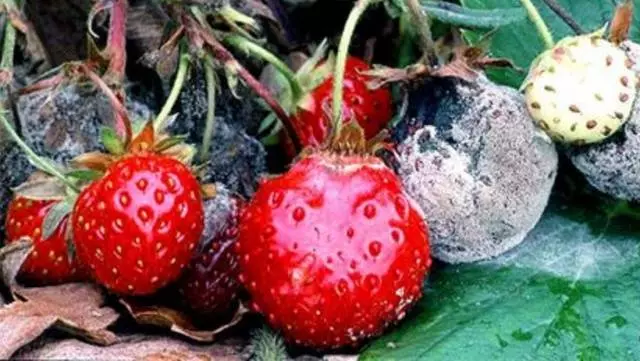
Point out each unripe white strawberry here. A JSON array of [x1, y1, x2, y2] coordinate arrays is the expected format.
[[522, 30, 639, 145]]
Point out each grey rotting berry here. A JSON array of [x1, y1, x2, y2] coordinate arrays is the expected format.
[[394, 75, 558, 264], [568, 41, 640, 201], [175, 68, 267, 197], [16, 84, 153, 164]]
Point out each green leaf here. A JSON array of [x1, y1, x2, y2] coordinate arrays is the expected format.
[[459, 0, 630, 87], [362, 199, 640, 360], [100, 127, 125, 155], [42, 200, 72, 240], [421, 1, 526, 29]]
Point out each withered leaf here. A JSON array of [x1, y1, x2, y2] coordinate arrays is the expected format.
[[13, 336, 249, 361], [119, 298, 248, 343], [0, 283, 120, 359], [11, 177, 67, 201], [0, 239, 32, 298]]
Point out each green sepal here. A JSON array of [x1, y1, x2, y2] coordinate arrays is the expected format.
[[42, 199, 72, 240], [101, 127, 126, 155], [154, 135, 189, 153], [65, 169, 103, 182]]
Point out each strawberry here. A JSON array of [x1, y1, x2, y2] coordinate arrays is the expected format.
[[522, 30, 637, 145], [236, 134, 431, 348], [5, 197, 84, 285], [177, 196, 242, 318], [72, 152, 205, 296], [291, 56, 393, 147]]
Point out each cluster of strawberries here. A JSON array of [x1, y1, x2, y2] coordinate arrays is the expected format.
[[4, 53, 432, 350]]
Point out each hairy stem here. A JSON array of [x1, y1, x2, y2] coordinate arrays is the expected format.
[[200, 54, 216, 161], [0, 110, 79, 192], [155, 51, 190, 131], [223, 34, 303, 99], [541, 0, 584, 34], [519, 0, 554, 49], [104, 0, 129, 84], [405, 0, 437, 66], [332, 0, 377, 128]]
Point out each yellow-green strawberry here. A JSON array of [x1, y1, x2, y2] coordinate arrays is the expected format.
[[522, 30, 639, 145]]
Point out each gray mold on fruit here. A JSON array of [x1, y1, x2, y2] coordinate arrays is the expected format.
[[177, 68, 267, 197], [0, 143, 33, 240], [395, 75, 558, 264], [16, 85, 153, 164], [568, 41, 640, 201], [199, 183, 238, 253]]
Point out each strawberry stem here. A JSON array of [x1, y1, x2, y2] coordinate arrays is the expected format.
[[404, 0, 437, 66], [200, 54, 216, 161], [155, 49, 190, 131], [0, 0, 18, 71], [332, 0, 378, 130], [223, 34, 303, 100], [104, 0, 128, 84], [540, 0, 584, 35], [82, 65, 132, 146], [0, 111, 80, 193], [519, 0, 554, 49], [186, 9, 301, 154]]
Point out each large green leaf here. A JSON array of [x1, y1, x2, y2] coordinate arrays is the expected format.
[[362, 199, 640, 360], [460, 0, 640, 87]]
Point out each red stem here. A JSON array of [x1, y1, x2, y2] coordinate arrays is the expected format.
[[182, 15, 301, 155], [104, 0, 128, 84], [83, 65, 132, 145], [18, 74, 65, 95]]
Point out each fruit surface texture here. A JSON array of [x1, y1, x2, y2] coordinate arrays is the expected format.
[[292, 56, 392, 147], [72, 153, 204, 295], [236, 152, 430, 348], [523, 33, 638, 144], [178, 195, 242, 317], [5, 197, 82, 285]]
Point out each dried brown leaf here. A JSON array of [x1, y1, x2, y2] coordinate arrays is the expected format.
[[0, 283, 119, 358], [119, 298, 248, 343], [0, 239, 32, 297], [13, 336, 249, 361], [11, 177, 67, 201], [610, 0, 633, 45]]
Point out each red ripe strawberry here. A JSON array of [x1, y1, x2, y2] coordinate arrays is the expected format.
[[5, 197, 84, 285], [292, 56, 393, 147], [72, 153, 205, 296], [177, 199, 242, 318], [236, 151, 431, 349]]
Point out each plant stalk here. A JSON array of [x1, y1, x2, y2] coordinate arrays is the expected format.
[[519, 0, 554, 49], [155, 51, 190, 131], [0, 111, 80, 192], [82, 65, 132, 145], [332, 0, 377, 128], [405, 0, 437, 66], [223, 34, 303, 99], [104, 0, 128, 83], [185, 11, 301, 154], [0, 1, 17, 71], [541, 0, 584, 34], [200, 54, 216, 161]]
